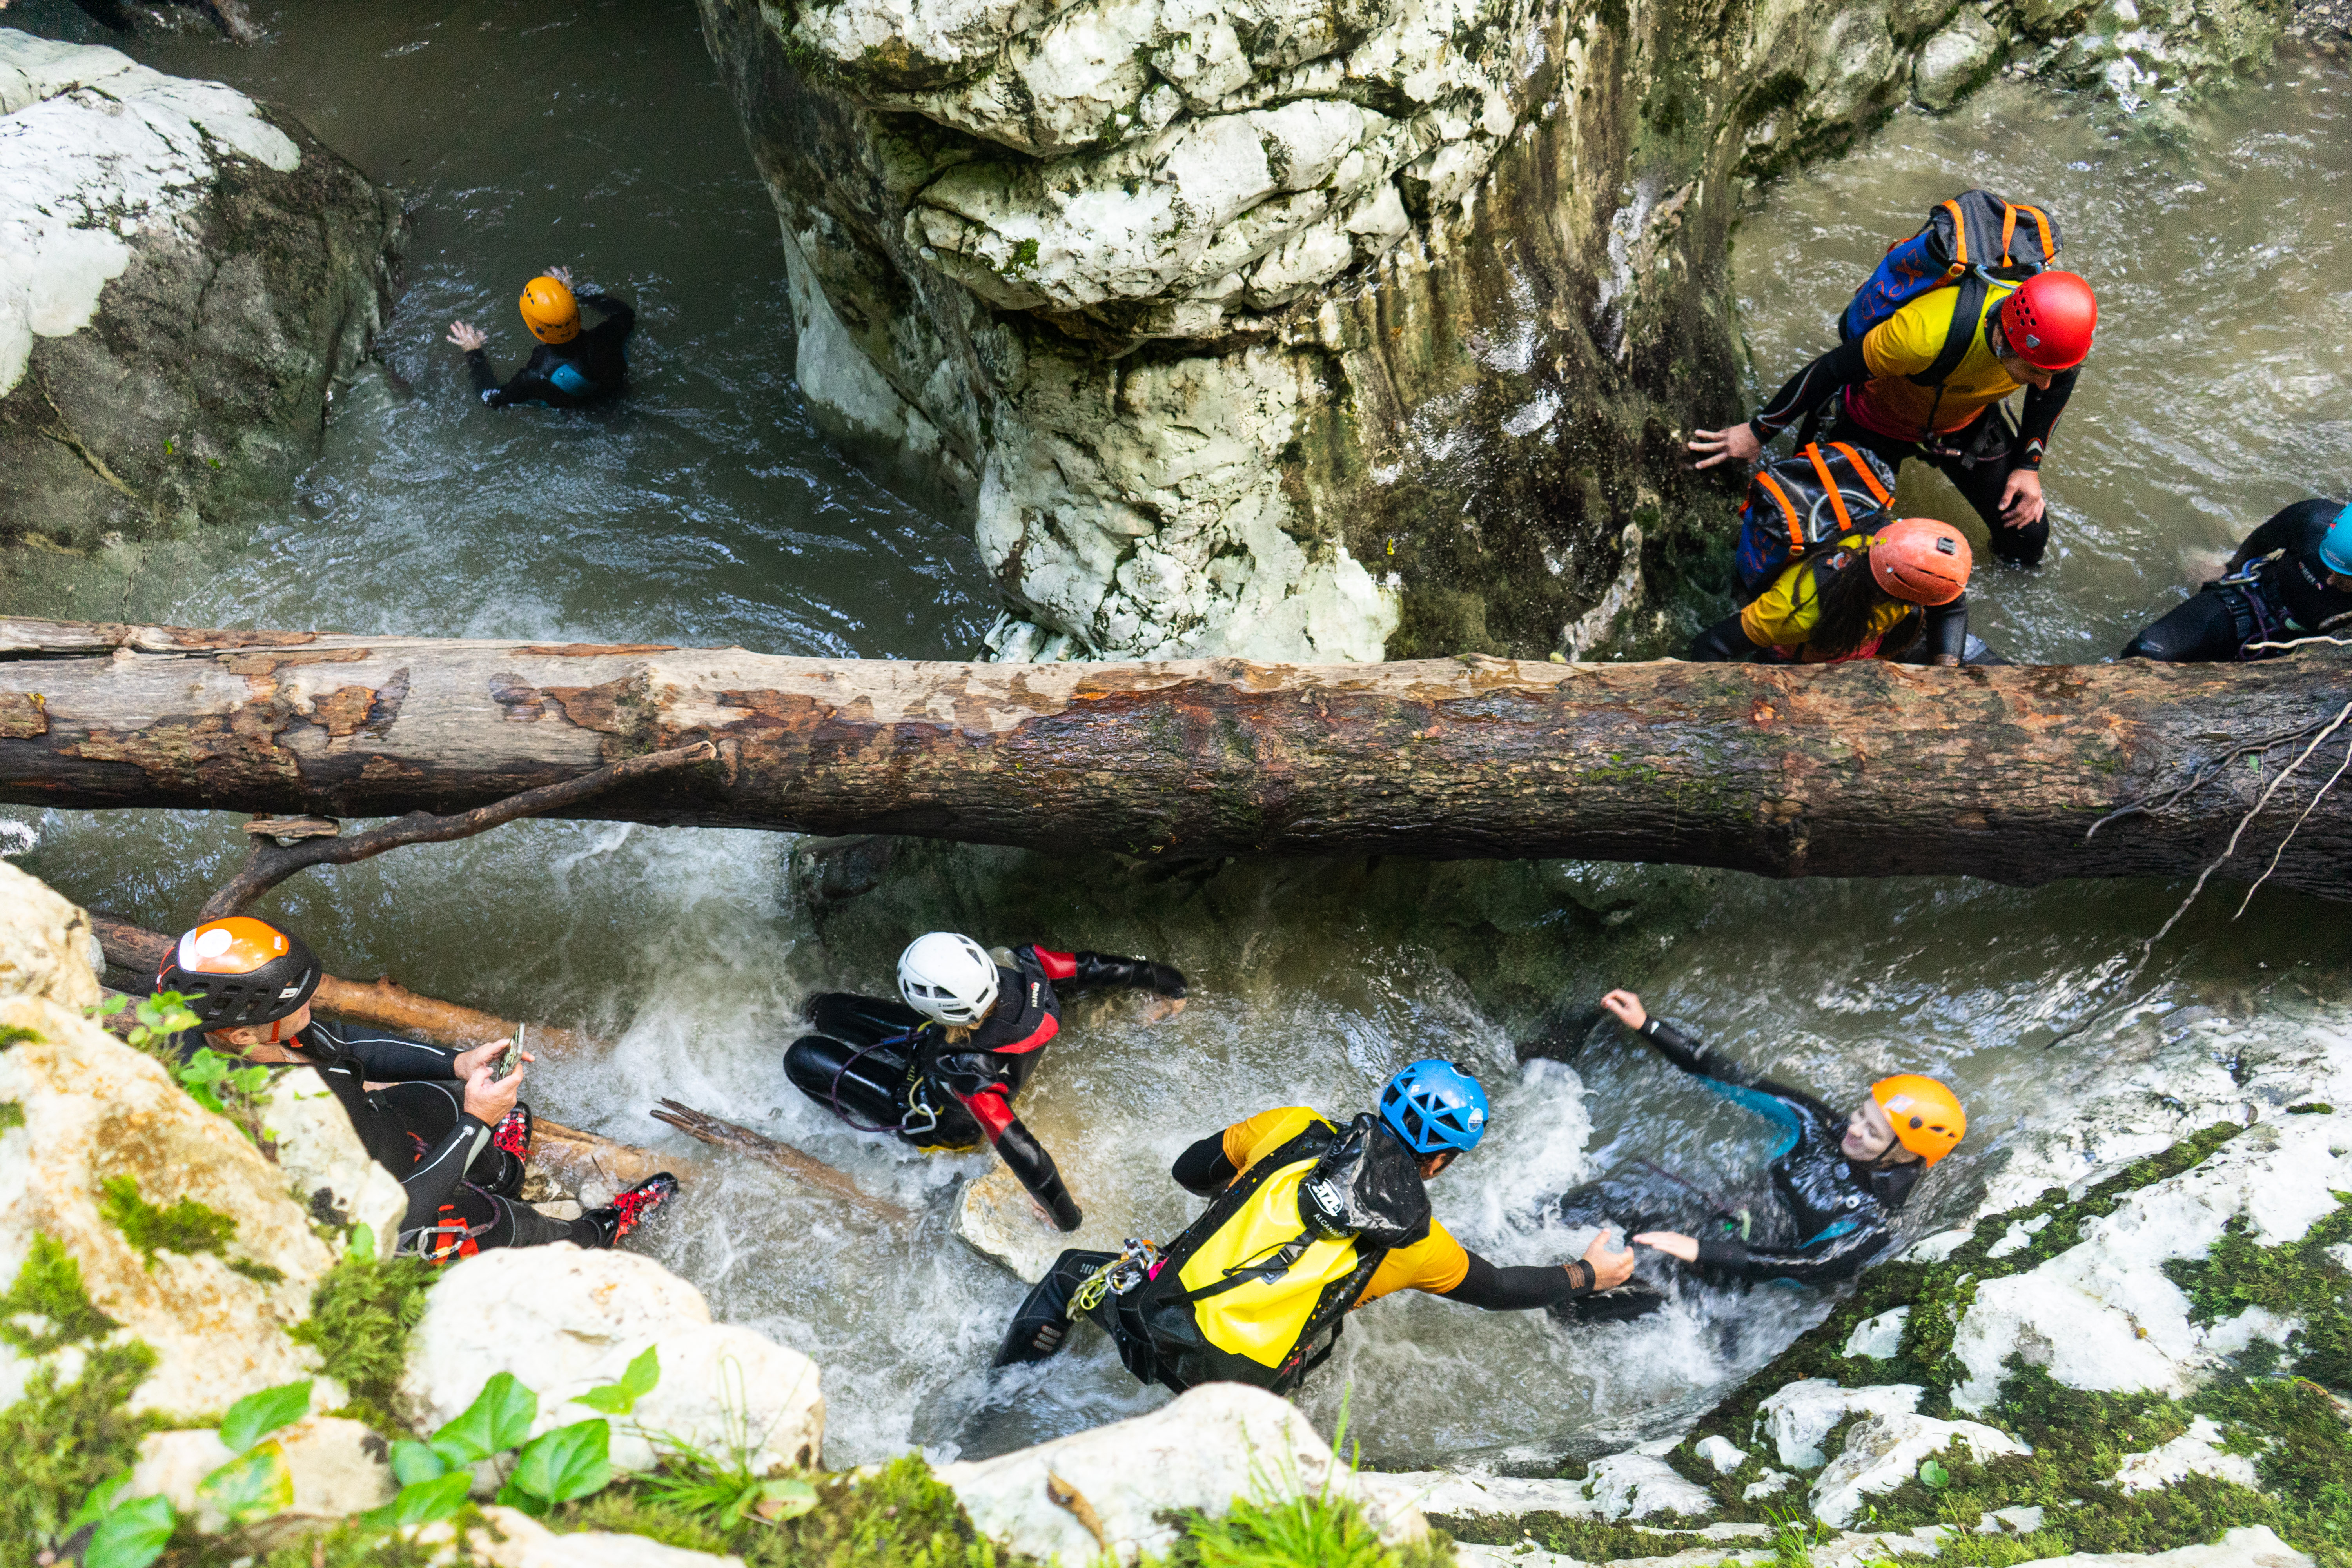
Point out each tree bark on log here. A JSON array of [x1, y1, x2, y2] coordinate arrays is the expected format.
[[7, 616, 2351, 900]]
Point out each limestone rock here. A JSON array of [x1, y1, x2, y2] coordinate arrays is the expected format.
[[1843, 1307, 1910, 1359], [1754, 1379, 1923, 1470], [128, 1414, 395, 1539], [0, 28, 404, 549], [465, 1504, 746, 1567], [937, 1382, 1428, 1563], [0, 860, 99, 1009], [2112, 1415, 2264, 1493], [2006, 1526, 2314, 1568], [1695, 1434, 1749, 1473], [1744, 1468, 1797, 1500], [1913, 8, 2004, 109], [953, 1164, 1130, 1282], [1809, 1411, 2029, 1526], [1947, 1113, 2352, 1411], [1586, 1452, 1719, 1521], [0, 993, 338, 1416], [257, 1067, 407, 1258], [397, 1245, 824, 1477]]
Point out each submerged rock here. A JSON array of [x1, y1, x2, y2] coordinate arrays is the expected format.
[[0, 29, 403, 550], [1809, 1410, 2028, 1525], [695, 0, 2287, 661]]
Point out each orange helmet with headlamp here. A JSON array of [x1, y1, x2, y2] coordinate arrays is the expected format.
[[1871, 1074, 1966, 1165], [156, 916, 319, 1032]]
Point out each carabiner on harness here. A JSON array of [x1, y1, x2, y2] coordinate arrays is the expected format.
[[1069, 1236, 1161, 1318]]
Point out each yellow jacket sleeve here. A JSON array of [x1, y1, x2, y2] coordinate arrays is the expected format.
[[1221, 1107, 1330, 1174], [1359, 1218, 1472, 1303]]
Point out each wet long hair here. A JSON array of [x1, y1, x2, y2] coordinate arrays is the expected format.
[[1804, 545, 1915, 659]]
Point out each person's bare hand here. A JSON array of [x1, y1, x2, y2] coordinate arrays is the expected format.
[[463, 1060, 523, 1125], [1998, 468, 2045, 528], [446, 320, 487, 352], [1582, 1227, 1637, 1290], [1634, 1230, 1700, 1263], [1599, 989, 1648, 1032], [452, 1038, 534, 1079], [544, 265, 574, 289], [1688, 423, 1761, 471]]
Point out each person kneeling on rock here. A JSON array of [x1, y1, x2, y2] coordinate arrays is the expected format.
[[992, 1061, 1637, 1395], [1539, 989, 1964, 1319], [158, 917, 676, 1263], [446, 265, 633, 408], [1686, 517, 2004, 666], [784, 932, 1187, 1233]]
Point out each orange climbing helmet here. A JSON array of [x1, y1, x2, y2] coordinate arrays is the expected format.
[[1869, 519, 1972, 607], [157, 916, 319, 1031], [1872, 1075, 1966, 1165], [518, 276, 580, 344]]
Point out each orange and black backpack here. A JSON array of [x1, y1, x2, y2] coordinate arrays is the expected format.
[[1839, 190, 2062, 389], [1732, 441, 1898, 600]]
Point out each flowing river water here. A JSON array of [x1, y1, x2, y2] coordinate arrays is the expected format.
[[3, 0, 2350, 1471]]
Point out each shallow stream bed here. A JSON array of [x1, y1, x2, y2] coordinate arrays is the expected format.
[[3, 4, 2350, 1471]]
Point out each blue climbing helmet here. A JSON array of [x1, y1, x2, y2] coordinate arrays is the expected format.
[[1378, 1060, 1490, 1155], [2320, 503, 2352, 577]]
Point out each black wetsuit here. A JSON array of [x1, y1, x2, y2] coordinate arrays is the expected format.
[[467, 292, 633, 408], [783, 946, 1185, 1233], [1748, 334, 2077, 568], [2122, 499, 2352, 662], [1545, 1017, 1918, 1304], [194, 1020, 601, 1260]]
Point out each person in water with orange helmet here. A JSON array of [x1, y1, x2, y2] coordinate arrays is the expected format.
[[446, 265, 634, 408], [158, 916, 677, 1263], [1686, 517, 2002, 666], [1690, 269, 2099, 568], [1540, 988, 1965, 1316]]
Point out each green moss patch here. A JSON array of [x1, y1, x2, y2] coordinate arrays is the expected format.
[[0, 1232, 121, 1354], [0, 1339, 160, 1552], [1434, 1508, 1719, 1558], [289, 1247, 437, 1436], [2163, 1195, 2352, 1389], [99, 1173, 239, 1267]]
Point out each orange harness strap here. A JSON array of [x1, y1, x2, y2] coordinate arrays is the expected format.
[[1999, 203, 2019, 267], [1803, 443, 1855, 537], [1829, 442, 1894, 508], [1942, 199, 1968, 276], [1757, 473, 1804, 548]]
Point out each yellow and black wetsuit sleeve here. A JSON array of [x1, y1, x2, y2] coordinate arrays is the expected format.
[[1171, 1106, 1327, 1195], [1369, 1220, 1600, 1310], [1748, 337, 1872, 444]]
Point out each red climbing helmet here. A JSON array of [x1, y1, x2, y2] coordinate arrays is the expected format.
[[1998, 271, 2097, 371], [1868, 519, 1972, 606]]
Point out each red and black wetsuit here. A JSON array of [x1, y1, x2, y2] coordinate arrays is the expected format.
[[784, 945, 1185, 1232]]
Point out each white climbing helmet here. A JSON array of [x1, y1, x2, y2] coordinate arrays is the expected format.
[[896, 932, 1000, 1026]]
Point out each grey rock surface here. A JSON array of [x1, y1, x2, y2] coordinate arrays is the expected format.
[[0, 29, 403, 550]]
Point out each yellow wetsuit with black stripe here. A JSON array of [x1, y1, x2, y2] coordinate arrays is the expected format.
[[1851, 281, 2023, 439]]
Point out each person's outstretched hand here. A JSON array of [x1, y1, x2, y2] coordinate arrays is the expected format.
[[1688, 422, 1761, 471], [1998, 468, 2046, 528], [1583, 1227, 1637, 1290], [446, 320, 487, 352], [1599, 989, 1648, 1032], [463, 1058, 523, 1125], [1634, 1230, 1700, 1262], [545, 264, 575, 289]]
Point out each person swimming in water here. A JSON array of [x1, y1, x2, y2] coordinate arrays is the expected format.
[[1542, 987, 1965, 1319], [446, 265, 633, 408]]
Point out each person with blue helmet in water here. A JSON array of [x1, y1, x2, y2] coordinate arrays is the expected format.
[[2121, 500, 2352, 662], [991, 1059, 1636, 1394]]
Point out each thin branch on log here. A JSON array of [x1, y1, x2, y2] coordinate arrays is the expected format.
[[2234, 727, 2352, 918], [650, 1099, 913, 1224], [199, 740, 717, 920], [8, 616, 2352, 900]]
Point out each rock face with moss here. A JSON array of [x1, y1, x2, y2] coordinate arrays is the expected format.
[[0, 29, 405, 551], [693, 0, 2285, 662]]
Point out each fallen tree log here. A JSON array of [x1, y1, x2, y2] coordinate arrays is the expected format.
[[5, 616, 2350, 900]]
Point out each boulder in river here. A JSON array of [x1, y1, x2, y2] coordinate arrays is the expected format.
[[0, 29, 403, 551]]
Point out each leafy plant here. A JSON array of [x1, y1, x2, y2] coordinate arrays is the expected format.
[[192, 1378, 312, 1528], [576, 1345, 661, 1416], [432, 1371, 538, 1466], [176, 1045, 278, 1144], [0, 1232, 122, 1354], [1919, 1458, 1951, 1490], [95, 990, 200, 1055], [501, 1419, 613, 1514], [64, 1475, 175, 1568], [220, 1379, 313, 1453]]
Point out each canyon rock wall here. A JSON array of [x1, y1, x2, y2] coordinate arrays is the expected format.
[[0, 29, 404, 551], [695, 0, 2285, 663]]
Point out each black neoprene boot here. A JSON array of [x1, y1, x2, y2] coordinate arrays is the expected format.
[[992, 1249, 1112, 1366]]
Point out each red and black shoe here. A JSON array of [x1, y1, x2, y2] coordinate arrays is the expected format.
[[585, 1172, 679, 1249], [491, 1104, 532, 1162]]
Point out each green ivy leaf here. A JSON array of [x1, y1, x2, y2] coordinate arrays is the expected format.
[[493, 1475, 548, 1517], [431, 1370, 537, 1466], [178, 1050, 229, 1088], [755, 1475, 818, 1524], [508, 1418, 612, 1505], [220, 1378, 312, 1452], [83, 1494, 175, 1568], [360, 1470, 473, 1530], [199, 1444, 294, 1524], [98, 995, 129, 1017], [574, 1344, 660, 1415], [1918, 1458, 1950, 1490], [63, 1472, 131, 1536], [390, 1439, 448, 1485], [347, 1221, 376, 1259]]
